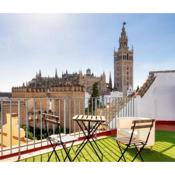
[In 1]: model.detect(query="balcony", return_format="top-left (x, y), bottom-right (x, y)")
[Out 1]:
top-left (0, 97), bottom-right (174, 162)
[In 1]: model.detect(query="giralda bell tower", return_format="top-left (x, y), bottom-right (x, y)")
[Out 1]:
top-left (114, 22), bottom-right (133, 96)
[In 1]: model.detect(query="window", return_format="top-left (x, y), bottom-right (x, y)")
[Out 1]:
top-left (123, 55), bottom-right (127, 60)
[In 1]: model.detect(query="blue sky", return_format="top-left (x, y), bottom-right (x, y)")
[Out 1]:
top-left (0, 14), bottom-right (175, 92)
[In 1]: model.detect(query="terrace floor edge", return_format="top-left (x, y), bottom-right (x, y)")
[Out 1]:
top-left (156, 120), bottom-right (175, 131)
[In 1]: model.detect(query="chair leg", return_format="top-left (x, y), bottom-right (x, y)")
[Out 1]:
top-left (134, 145), bottom-right (144, 162)
top-left (48, 150), bottom-right (54, 162)
top-left (116, 141), bottom-right (126, 162)
top-left (63, 141), bottom-right (74, 162)
top-left (132, 145), bottom-right (145, 162)
top-left (54, 149), bottom-right (61, 162)
top-left (118, 145), bottom-right (129, 162)
top-left (47, 142), bottom-right (60, 162)
top-left (62, 143), bottom-right (72, 162)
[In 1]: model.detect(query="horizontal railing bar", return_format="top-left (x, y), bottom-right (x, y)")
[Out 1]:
top-left (0, 96), bottom-right (133, 101)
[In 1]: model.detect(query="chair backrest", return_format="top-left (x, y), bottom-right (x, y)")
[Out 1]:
top-left (129, 119), bottom-right (155, 145)
top-left (42, 113), bottom-right (61, 140)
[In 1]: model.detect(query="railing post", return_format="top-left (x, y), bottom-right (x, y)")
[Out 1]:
top-left (115, 97), bottom-right (117, 129)
top-left (112, 97), bottom-right (114, 122)
top-left (105, 97), bottom-right (108, 130)
top-left (40, 98), bottom-right (43, 147)
top-left (95, 97), bottom-right (97, 116)
top-left (33, 98), bottom-right (36, 148)
top-left (68, 97), bottom-right (71, 134)
top-left (10, 99), bottom-right (12, 154)
top-left (117, 97), bottom-right (119, 118)
top-left (1, 100), bottom-right (3, 156)
top-left (78, 97), bottom-right (81, 135)
top-left (18, 98), bottom-right (21, 158)
top-left (73, 98), bottom-right (76, 135)
top-left (46, 98), bottom-right (49, 145)
top-left (26, 98), bottom-right (29, 150)
top-left (91, 97), bottom-right (93, 115)
top-left (133, 97), bottom-right (135, 117)
top-left (64, 97), bottom-right (66, 134)
top-left (87, 97), bottom-right (89, 115)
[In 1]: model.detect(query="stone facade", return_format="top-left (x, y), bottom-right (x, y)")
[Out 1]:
top-left (10, 85), bottom-right (85, 132)
top-left (0, 100), bottom-right (25, 125)
top-left (79, 69), bottom-right (107, 95)
top-left (26, 68), bottom-right (107, 95)
top-left (114, 22), bottom-right (133, 96)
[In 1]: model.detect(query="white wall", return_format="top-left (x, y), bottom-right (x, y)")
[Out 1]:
top-left (104, 91), bottom-right (123, 99)
top-left (135, 72), bottom-right (175, 121)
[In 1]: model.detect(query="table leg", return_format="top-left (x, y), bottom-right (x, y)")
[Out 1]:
top-left (80, 120), bottom-right (103, 161)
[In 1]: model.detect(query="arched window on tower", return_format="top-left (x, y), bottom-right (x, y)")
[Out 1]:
top-left (123, 55), bottom-right (127, 60)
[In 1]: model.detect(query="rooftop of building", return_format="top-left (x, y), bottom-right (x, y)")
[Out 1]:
top-left (149, 70), bottom-right (175, 75)
top-left (137, 69), bottom-right (175, 98)
top-left (0, 92), bottom-right (12, 98)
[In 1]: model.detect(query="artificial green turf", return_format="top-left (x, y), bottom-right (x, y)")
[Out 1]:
top-left (19, 130), bottom-right (175, 162)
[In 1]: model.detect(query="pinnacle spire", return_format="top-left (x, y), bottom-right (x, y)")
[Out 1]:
top-left (119, 22), bottom-right (128, 49)
top-left (39, 70), bottom-right (42, 77)
top-left (109, 72), bottom-right (112, 91)
top-left (55, 68), bottom-right (58, 78)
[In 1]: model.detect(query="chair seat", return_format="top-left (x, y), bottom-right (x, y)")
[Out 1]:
top-left (48, 134), bottom-right (79, 144)
top-left (114, 137), bottom-right (144, 146)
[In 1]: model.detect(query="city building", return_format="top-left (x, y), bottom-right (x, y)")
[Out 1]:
top-left (11, 85), bottom-right (85, 131)
top-left (0, 92), bottom-right (12, 100)
top-left (114, 22), bottom-right (133, 96)
top-left (26, 68), bottom-right (108, 95)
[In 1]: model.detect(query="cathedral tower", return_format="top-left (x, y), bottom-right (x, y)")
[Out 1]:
top-left (114, 22), bottom-right (133, 96)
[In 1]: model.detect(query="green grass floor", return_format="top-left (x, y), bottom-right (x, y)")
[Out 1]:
top-left (19, 130), bottom-right (175, 162)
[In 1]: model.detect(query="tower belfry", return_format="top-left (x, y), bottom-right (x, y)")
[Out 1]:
top-left (114, 22), bottom-right (133, 96)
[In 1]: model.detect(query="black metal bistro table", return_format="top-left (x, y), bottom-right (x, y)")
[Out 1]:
top-left (72, 115), bottom-right (106, 161)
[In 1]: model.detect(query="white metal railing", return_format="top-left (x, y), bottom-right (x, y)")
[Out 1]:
top-left (0, 96), bottom-right (135, 158)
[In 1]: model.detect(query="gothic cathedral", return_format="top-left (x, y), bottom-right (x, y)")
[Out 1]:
top-left (114, 22), bottom-right (133, 96)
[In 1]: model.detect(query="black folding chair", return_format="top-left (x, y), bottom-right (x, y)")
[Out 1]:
top-left (114, 119), bottom-right (155, 162)
top-left (43, 113), bottom-right (79, 162)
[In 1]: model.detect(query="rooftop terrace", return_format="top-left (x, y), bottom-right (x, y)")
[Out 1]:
top-left (19, 130), bottom-right (175, 162)
top-left (0, 97), bottom-right (175, 162)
